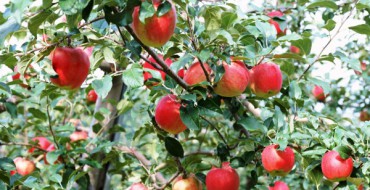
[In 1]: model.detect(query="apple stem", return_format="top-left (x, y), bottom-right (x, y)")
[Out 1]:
top-left (123, 25), bottom-right (190, 91)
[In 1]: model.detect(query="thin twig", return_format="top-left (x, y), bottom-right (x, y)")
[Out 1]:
top-left (0, 142), bottom-right (47, 152)
top-left (46, 98), bottom-right (59, 149)
top-left (298, 0), bottom-right (359, 80)
top-left (78, 16), bottom-right (105, 29)
top-left (200, 115), bottom-right (230, 150)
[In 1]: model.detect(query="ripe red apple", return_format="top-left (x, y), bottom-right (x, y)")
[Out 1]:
top-left (143, 55), bottom-right (172, 81)
top-left (129, 182), bottom-right (148, 190)
top-left (155, 94), bottom-right (187, 134)
top-left (355, 62), bottom-right (366, 75)
top-left (28, 137), bottom-right (52, 153)
top-left (132, 0), bottom-right (177, 47)
top-left (358, 184), bottom-right (363, 190)
top-left (321, 150), bottom-right (353, 181)
top-left (206, 162), bottom-right (239, 190)
top-left (269, 181), bottom-right (289, 190)
top-left (359, 110), bottom-right (370, 121)
top-left (87, 90), bottom-right (98, 103)
top-left (261, 144), bottom-right (295, 176)
top-left (172, 174), bottom-right (202, 190)
top-left (12, 65), bottom-right (32, 88)
top-left (214, 60), bottom-right (250, 97)
top-left (267, 11), bottom-right (286, 36)
top-left (10, 157), bottom-right (35, 176)
top-left (290, 46), bottom-right (300, 54)
top-left (178, 68), bottom-right (185, 78)
top-left (312, 85), bottom-right (327, 102)
top-left (183, 61), bottom-right (212, 86)
top-left (70, 131), bottom-right (88, 142)
top-left (50, 47), bottom-right (90, 90)
top-left (250, 63), bottom-right (283, 98)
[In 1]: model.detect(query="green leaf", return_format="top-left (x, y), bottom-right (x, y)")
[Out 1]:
top-left (221, 12), bottom-right (237, 29)
top-left (122, 65), bottom-right (144, 88)
top-left (291, 38), bottom-right (312, 55)
top-left (302, 149), bottom-right (327, 156)
top-left (307, 1), bottom-right (338, 10)
top-left (349, 24), bottom-right (370, 35)
top-left (23, 176), bottom-right (39, 188)
top-left (323, 19), bottom-right (336, 31)
top-left (28, 10), bottom-right (52, 37)
top-left (139, 1), bottom-right (156, 23)
top-left (28, 108), bottom-right (47, 121)
top-left (50, 174), bottom-right (62, 183)
top-left (46, 151), bottom-right (61, 164)
top-left (82, 0), bottom-right (94, 21)
top-left (164, 137), bottom-right (184, 157)
top-left (0, 157), bottom-right (15, 171)
top-left (170, 54), bottom-right (194, 73)
top-left (92, 75), bottom-right (112, 99)
top-left (273, 53), bottom-right (305, 62)
top-left (4, 102), bottom-right (17, 118)
top-left (180, 102), bottom-right (200, 130)
top-left (308, 77), bottom-right (330, 94)
top-left (289, 81), bottom-right (302, 99)
top-left (333, 146), bottom-right (352, 159)
top-left (117, 99), bottom-right (133, 115)
top-left (0, 54), bottom-right (18, 68)
top-left (59, 0), bottom-right (90, 15)
top-left (157, 1), bottom-right (172, 17)
top-left (0, 17), bottom-right (21, 47)
top-left (237, 117), bottom-right (266, 132)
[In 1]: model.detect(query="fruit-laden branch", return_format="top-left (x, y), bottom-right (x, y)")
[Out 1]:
top-left (0, 141), bottom-right (47, 152)
top-left (123, 26), bottom-right (190, 91)
top-left (298, 0), bottom-right (359, 80)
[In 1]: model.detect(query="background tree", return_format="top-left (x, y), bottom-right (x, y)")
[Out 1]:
top-left (0, 0), bottom-right (369, 189)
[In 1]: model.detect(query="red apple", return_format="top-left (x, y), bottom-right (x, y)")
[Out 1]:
top-left (28, 137), bottom-right (52, 153)
top-left (250, 63), bottom-right (283, 98)
top-left (267, 11), bottom-right (286, 36)
top-left (11, 157), bottom-right (35, 176)
top-left (261, 144), bottom-right (295, 176)
top-left (155, 94), bottom-right (187, 134)
top-left (178, 68), bottom-right (185, 78)
top-left (358, 184), bottom-right (363, 190)
top-left (321, 150), bottom-right (353, 181)
top-left (269, 181), bottom-right (289, 190)
top-left (50, 47), bottom-right (90, 90)
top-left (70, 131), bottom-right (88, 142)
top-left (359, 111), bottom-right (370, 121)
top-left (214, 60), bottom-right (250, 97)
top-left (289, 46), bottom-right (300, 54)
top-left (312, 85), bottom-right (327, 102)
top-left (183, 61), bottom-right (212, 85)
top-left (206, 162), bottom-right (239, 190)
top-left (132, 0), bottom-right (177, 47)
top-left (355, 62), bottom-right (366, 75)
top-left (87, 90), bottom-right (98, 103)
top-left (129, 182), bottom-right (148, 190)
top-left (143, 55), bottom-right (172, 81)
top-left (172, 174), bottom-right (202, 190)
top-left (12, 65), bottom-right (32, 88)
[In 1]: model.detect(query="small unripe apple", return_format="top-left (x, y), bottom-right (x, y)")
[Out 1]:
top-left (206, 162), bottom-right (239, 190)
top-left (11, 157), bottom-right (35, 176)
top-left (183, 61), bottom-right (212, 85)
top-left (261, 144), bottom-right (295, 176)
top-left (321, 150), bottom-right (353, 181)
top-left (267, 11), bottom-right (286, 36)
top-left (87, 90), bottom-right (98, 103)
top-left (28, 137), bottom-right (52, 153)
top-left (129, 182), bottom-right (148, 190)
top-left (359, 110), bottom-right (370, 121)
top-left (50, 47), bottom-right (90, 90)
top-left (172, 173), bottom-right (202, 190)
top-left (143, 55), bottom-right (172, 81)
top-left (269, 181), bottom-right (289, 190)
top-left (355, 62), bottom-right (366, 75)
top-left (250, 63), bottom-right (283, 98)
top-left (132, 0), bottom-right (177, 47)
top-left (214, 60), bottom-right (250, 97)
top-left (70, 131), bottom-right (88, 142)
top-left (312, 85), bottom-right (327, 102)
top-left (155, 94), bottom-right (187, 134)
top-left (289, 46), bottom-right (300, 54)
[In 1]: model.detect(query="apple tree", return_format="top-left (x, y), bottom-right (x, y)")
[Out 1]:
top-left (0, 0), bottom-right (369, 189)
